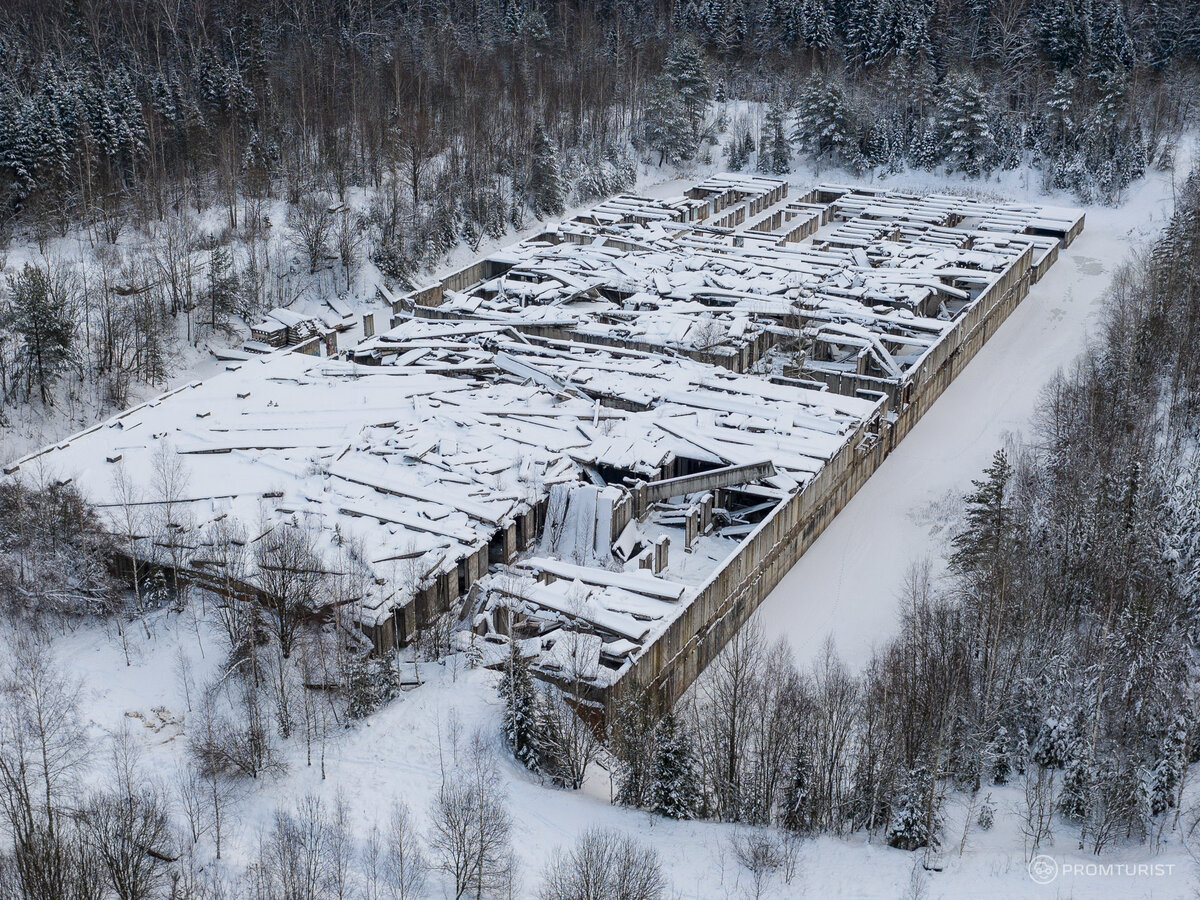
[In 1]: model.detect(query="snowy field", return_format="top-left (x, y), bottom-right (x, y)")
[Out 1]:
top-left (67, 606), bottom-right (1200, 900)
top-left (10, 145), bottom-right (1200, 898)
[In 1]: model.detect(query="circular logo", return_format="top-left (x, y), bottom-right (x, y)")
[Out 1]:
top-left (1028, 855), bottom-right (1059, 885)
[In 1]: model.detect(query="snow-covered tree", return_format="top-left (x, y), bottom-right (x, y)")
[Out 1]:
top-left (886, 767), bottom-right (940, 851)
top-left (650, 713), bottom-right (699, 820)
top-left (498, 638), bottom-right (540, 771)
top-left (937, 73), bottom-right (994, 176)
top-left (760, 100), bottom-right (792, 175)
top-left (793, 79), bottom-right (863, 171)
top-left (529, 123), bottom-right (565, 218)
top-left (3, 263), bottom-right (74, 405)
top-left (662, 38), bottom-right (712, 146)
top-left (642, 76), bottom-right (692, 165)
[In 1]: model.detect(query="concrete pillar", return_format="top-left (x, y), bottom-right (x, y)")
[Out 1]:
top-left (654, 536), bottom-right (670, 574)
top-left (503, 522), bottom-right (518, 562)
top-left (685, 507), bottom-right (699, 550)
top-left (700, 492), bottom-right (714, 533)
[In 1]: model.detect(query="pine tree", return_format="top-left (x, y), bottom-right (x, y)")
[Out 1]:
top-left (936, 73), bottom-right (995, 177)
top-left (498, 637), bottom-right (541, 770)
top-left (761, 100), bottom-right (792, 175)
top-left (794, 79), bottom-right (862, 171)
top-left (611, 682), bottom-right (658, 809)
top-left (950, 450), bottom-right (1015, 577)
top-left (886, 767), bottom-right (941, 851)
top-left (347, 655), bottom-right (402, 719)
top-left (724, 133), bottom-right (748, 171)
top-left (1088, 0), bottom-right (1135, 78)
top-left (798, 0), bottom-right (834, 50)
top-left (1031, 711), bottom-right (1074, 769)
top-left (650, 713), bottom-right (699, 819)
top-left (1147, 715), bottom-right (1188, 816)
top-left (782, 744), bottom-right (812, 832)
top-left (642, 76), bottom-right (692, 165)
top-left (529, 123), bottom-right (565, 218)
top-left (1037, 0), bottom-right (1089, 71)
top-left (206, 246), bottom-right (240, 332)
top-left (3, 263), bottom-right (73, 405)
top-left (1059, 750), bottom-right (1091, 821)
top-left (662, 38), bottom-right (712, 147)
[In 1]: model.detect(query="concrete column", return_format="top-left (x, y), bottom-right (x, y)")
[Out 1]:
top-left (685, 507), bottom-right (699, 550)
top-left (654, 536), bottom-right (670, 574)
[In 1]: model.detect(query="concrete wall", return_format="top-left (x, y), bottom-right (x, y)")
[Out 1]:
top-left (593, 238), bottom-right (1039, 719)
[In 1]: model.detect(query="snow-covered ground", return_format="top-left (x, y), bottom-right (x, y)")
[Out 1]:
top-left (9, 139), bottom-right (1200, 897)
top-left (752, 147), bottom-right (1196, 673)
top-left (67, 606), bottom-right (1199, 899)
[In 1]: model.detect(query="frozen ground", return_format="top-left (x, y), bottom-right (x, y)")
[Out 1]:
top-left (10, 142), bottom-right (1200, 897)
top-left (63, 606), bottom-right (1200, 899)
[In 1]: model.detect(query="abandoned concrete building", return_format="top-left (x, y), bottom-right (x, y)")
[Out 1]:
top-left (3, 175), bottom-right (1084, 718)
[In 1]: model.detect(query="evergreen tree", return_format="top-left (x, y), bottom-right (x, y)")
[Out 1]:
top-left (3, 263), bottom-right (73, 405)
top-left (794, 79), bottom-right (862, 171)
top-left (1088, 0), bottom-right (1135, 78)
top-left (798, 0), bottom-right (834, 51)
top-left (724, 133), bottom-right (749, 171)
top-left (611, 681), bottom-right (658, 809)
top-left (206, 245), bottom-right (240, 332)
top-left (937, 73), bottom-right (995, 177)
top-left (1031, 711), bottom-right (1074, 769)
top-left (642, 76), bottom-right (692, 165)
top-left (782, 744), bottom-right (812, 832)
top-left (650, 713), bottom-right (699, 819)
top-left (1037, 0), bottom-right (1090, 71)
top-left (498, 637), bottom-right (541, 770)
top-left (662, 38), bottom-right (712, 147)
top-left (950, 450), bottom-right (1015, 577)
top-left (761, 100), bottom-right (792, 175)
top-left (886, 766), bottom-right (940, 851)
top-left (1147, 715), bottom-right (1188, 816)
top-left (529, 123), bottom-right (565, 218)
top-left (347, 655), bottom-right (402, 719)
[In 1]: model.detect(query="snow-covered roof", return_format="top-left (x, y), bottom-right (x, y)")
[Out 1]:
top-left (5, 328), bottom-right (879, 650)
top-left (393, 181), bottom-right (1079, 391)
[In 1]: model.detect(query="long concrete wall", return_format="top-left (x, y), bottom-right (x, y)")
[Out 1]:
top-left (594, 237), bottom-right (1040, 717)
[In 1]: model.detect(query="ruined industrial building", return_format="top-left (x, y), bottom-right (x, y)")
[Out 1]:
top-left (3, 177), bottom-right (1084, 716)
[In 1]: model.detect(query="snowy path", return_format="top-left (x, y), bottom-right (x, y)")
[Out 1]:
top-left (754, 162), bottom-right (1190, 671)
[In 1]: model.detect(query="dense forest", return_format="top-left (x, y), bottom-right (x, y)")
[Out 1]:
top-left (1, 0), bottom-right (1198, 247)
top-left (1, 0), bottom-right (1198, 427)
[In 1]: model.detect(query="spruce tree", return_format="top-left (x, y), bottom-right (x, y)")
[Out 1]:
top-left (611, 681), bottom-right (658, 808)
top-left (206, 246), bottom-right (240, 332)
top-left (529, 123), bottom-right (565, 218)
top-left (761, 100), bottom-right (792, 175)
top-left (498, 636), bottom-right (541, 770)
top-left (642, 76), bottom-right (691, 165)
top-left (3, 263), bottom-right (73, 405)
top-left (794, 79), bottom-right (863, 172)
top-left (950, 450), bottom-right (1015, 578)
top-left (650, 713), bottom-right (699, 819)
top-left (782, 744), bottom-right (812, 832)
top-left (662, 38), bottom-right (712, 148)
top-left (937, 73), bottom-right (994, 177)
top-left (886, 767), bottom-right (940, 851)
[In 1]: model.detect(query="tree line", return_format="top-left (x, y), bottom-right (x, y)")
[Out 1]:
top-left (0, 0), bottom-right (1196, 248)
